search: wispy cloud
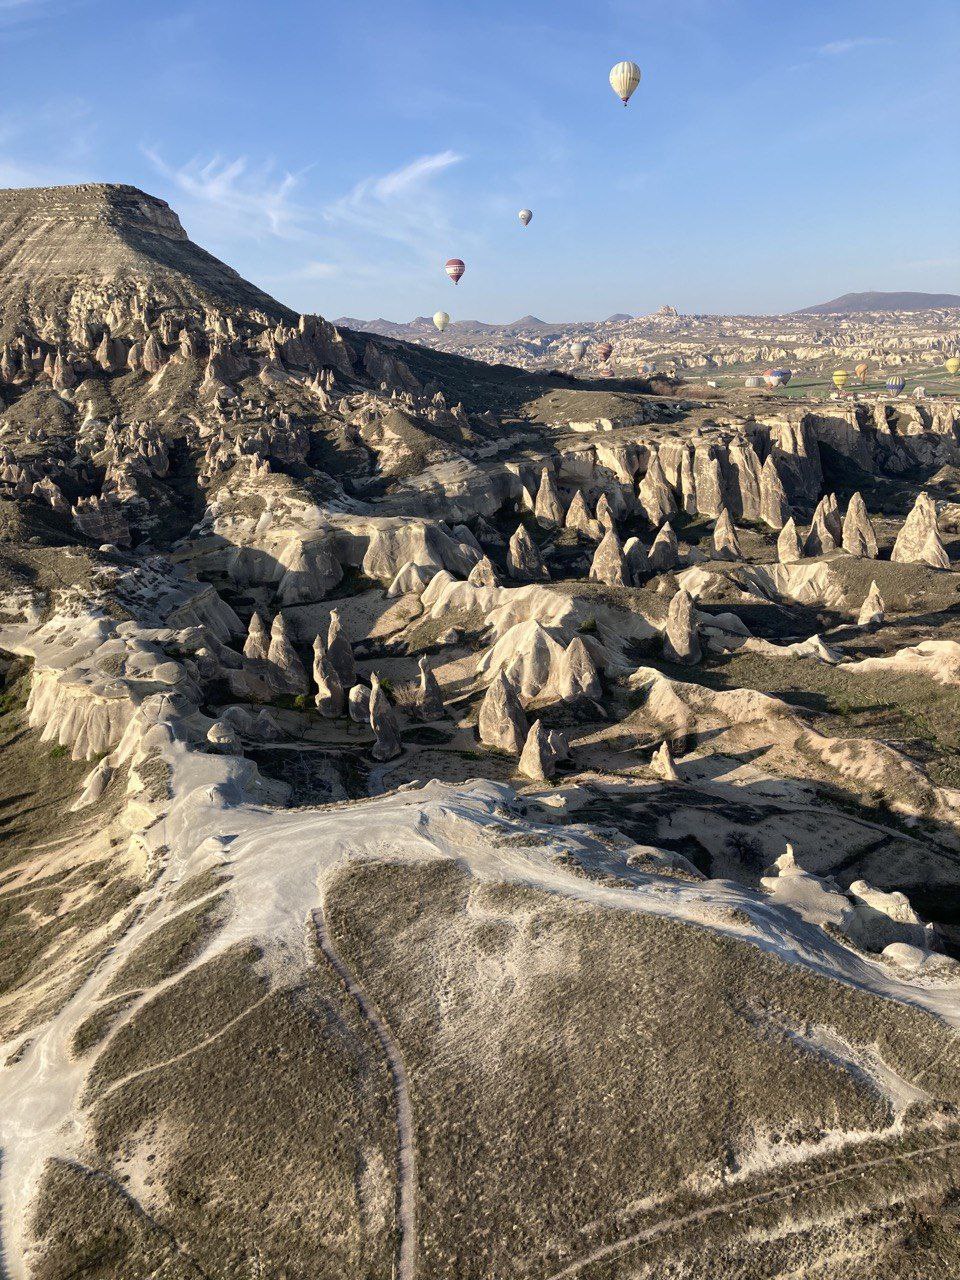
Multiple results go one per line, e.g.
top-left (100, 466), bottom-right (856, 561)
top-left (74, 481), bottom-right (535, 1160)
top-left (818, 36), bottom-right (892, 57)
top-left (141, 148), bottom-right (309, 239)
top-left (323, 150), bottom-right (464, 264)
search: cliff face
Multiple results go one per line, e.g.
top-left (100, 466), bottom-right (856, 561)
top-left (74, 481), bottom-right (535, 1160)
top-left (0, 183), bottom-right (291, 338)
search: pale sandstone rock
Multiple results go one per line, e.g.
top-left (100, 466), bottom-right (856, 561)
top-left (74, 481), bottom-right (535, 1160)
top-left (857, 581), bottom-right (886, 627)
top-left (648, 521), bottom-right (679, 573)
top-left (518, 719), bottom-right (565, 781)
top-left (267, 614), bottom-right (308, 694)
top-left (313, 636), bottom-right (345, 717)
top-left (557, 636), bottom-right (602, 700)
top-left (663, 587), bottom-right (701, 665)
top-left (478, 670), bottom-right (528, 753)
top-left (589, 527), bottom-right (630, 586)
top-left (369, 672), bottom-right (402, 761)
top-left (759, 455), bottom-right (790, 530)
top-left (777, 517), bottom-right (803, 563)
top-left (326, 609), bottom-right (356, 689)
top-left (243, 610), bottom-right (270, 661)
top-left (841, 491), bottom-right (878, 558)
top-left (712, 508), bottom-right (742, 560)
top-left (534, 468), bottom-right (565, 528)
top-left (507, 524), bottom-right (549, 581)
top-left (892, 492), bottom-right (950, 568)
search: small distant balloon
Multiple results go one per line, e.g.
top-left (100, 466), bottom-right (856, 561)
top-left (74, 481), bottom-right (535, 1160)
top-left (764, 368), bottom-right (791, 388)
top-left (433, 311), bottom-right (450, 333)
top-left (445, 258), bottom-right (465, 285)
top-left (609, 60), bottom-right (641, 106)
top-left (855, 361), bottom-right (869, 383)
top-left (886, 376), bottom-right (905, 395)
top-left (946, 356), bottom-right (960, 376)
top-left (596, 342), bottom-right (613, 362)
top-left (570, 341), bottom-right (587, 363)
top-left (832, 369), bottom-right (849, 390)
top-left (744, 375), bottom-right (764, 388)
top-left (518, 209), bottom-right (533, 227)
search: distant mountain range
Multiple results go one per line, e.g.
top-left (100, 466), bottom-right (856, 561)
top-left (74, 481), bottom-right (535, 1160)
top-left (797, 291), bottom-right (960, 315)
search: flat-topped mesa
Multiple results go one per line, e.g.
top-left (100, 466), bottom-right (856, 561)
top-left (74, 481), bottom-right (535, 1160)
top-left (0, 182), bottom-right (293, 339)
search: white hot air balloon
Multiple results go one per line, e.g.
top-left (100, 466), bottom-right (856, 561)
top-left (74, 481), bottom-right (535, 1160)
top-left (570, 341), bottom-right (587, 363)
top-left (609, 60), bottom-right (641, 106)
top-left (433, 311), bottom-right (450, 333)
top-left (518, 208), bottom-right (533, 227)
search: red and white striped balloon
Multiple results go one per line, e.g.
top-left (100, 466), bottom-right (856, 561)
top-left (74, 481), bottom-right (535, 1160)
top-left (445, 258), bottom-right (465, 285)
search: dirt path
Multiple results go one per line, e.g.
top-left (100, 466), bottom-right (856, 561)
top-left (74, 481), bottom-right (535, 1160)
top-left (542, 1134), bottom-right (960, 1279)
top-left (313, 910), bottom-right (417, 1280)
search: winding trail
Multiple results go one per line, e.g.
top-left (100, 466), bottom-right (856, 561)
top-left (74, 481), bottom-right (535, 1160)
top-left (313, 909), bottom-right (417, 1280)
top-left (541, 1133), bottom-right (960, 1279)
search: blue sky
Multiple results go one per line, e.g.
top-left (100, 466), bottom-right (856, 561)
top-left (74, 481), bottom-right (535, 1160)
top-left (1, 0), bottom-right (958, 320)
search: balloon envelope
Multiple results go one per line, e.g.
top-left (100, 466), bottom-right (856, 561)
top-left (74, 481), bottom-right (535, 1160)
top-left (745, 375), bottom-right (764, 388)
top-left (609, 60), bottom-right (641, 105)
top-left (597, 342), bottom-right (613, 361)
top-left (946, 357), bottom-right (960, 375)
top-left (832, 370), bottom-right (849, 389)
top-left (444, 258), bottom-right (465, 285)
top-left (518, 209), bottom-right (533, 227)
top-left (764, 368), bottom-right (791, 387)
top-left (855, 361), bottom-right (869, 382)
top-left (433, 311), bottom-right (450, 333)
top-left (886, 376), bottom-right (905, 395)
top-left (570, 342), bottom-right (586, 362)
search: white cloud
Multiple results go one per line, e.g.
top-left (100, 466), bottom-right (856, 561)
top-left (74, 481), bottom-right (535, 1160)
top-left (141, 148), bottom-right (308, 240)
top-left (818, 36), bottom-right (892, 57)
top-left (323, 150), bottom-right (464, 264)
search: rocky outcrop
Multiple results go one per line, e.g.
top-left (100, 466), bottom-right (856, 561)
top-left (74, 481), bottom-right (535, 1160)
top-left (777, 517), bottom-right (802, 563)
top-left (891, 492), bottom-right (950, 569)
top-left (557, 636), bottom-right (602, 701)
top-left (267, 614), bottom-right (308, 694)
top-left (312, 636), bottom-right (345, 717)
top-left (759, 455), bottom-right (790, 530)
top-left (507, 525), bottom-right (549, 581)
top-left (663, 588), bottom-right (701, 665)
top-left (564, 489), bottom-right (601, 540)
top-left (477, 670), bottom-right (528, 753)
top-left (639, 452), bottom-right (677, 527)
top-left (534, 468), bottom-right (565, 528)
top-left (326, 609), bottom-right (356, 689)
top-left (589, 527), bottom-right (629, 586)
top-left (243, 611), bottom-right (271, 661)
top-left (841, 492), bottom-right (878, 558)
top-left (518, 719), bottom-right (567, 781)
top-left (648, 522), bottom-right (679, 573)
top-left (712, 508), bottom-right (742, 561)
top-left (858, 581), bottom-right (885, 627)
top-left (369, 673), bottom-right (402, 761)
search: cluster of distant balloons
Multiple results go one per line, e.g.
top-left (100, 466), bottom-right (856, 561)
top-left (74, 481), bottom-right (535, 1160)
top-left (744, 359), bottom-right (960, 398)
top-left (429, 59), bottom-right (960, 390)
top-left (432, 60), bottom-right (643, 361)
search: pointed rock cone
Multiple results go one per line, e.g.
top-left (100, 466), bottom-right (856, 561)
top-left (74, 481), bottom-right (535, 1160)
top-left (326, 609), bottom-right (356, 689)
top-left (777, 517), bottom-right (803, 563)
top-left (507, 524), bottom-right (549, 581)
top-left (638, 451), bottom-right (677, 527)
top-left (589, 526), bottom-right (629, 586)
top-left (243, 610), bottom-right (271, 660)
top-left (267, 614), bottom-right (309, 694)
top-left (841, 492), bottom-right (879, 558)
top-left (565, 489), bottom-right (601, 540)
top-left (416, 656), bottom-right (445, 719)
top-left (823, 493), bottom-right (843, 544)
top-left (518, 719), bottom-right (566, 781)
top-left (348, 682), bottom-right (372, 724)
top-left (467, 555), bottom-right (500, 587)
top-left (664, 587), bottom-right (701, 665)
top-left (712, 507), bottom-right (742, 560)
top-left (313, 636), bottom-right (345, 717)
top-left (594, 493), bottom-right (615, 531)
top-left (648, 521), bottom-right (679, 573)
top-left (759, 455), bottom-right (790, 530)
top-left (680, 448), bottom-right (698, 515)
top-left (557, 636), bottom-right (602, 700)
top-left (804, 497), bottom-right (839, 557)
top-left (624, 536), bottom-right (649, 581)
top-left (650, 740), bottom-right (680, 782)
top-left (534, 468), bottom-right (565, 528)
top-left (857, 581), bottom-right (886, 627)
top-left (369, 673), bottom-right (402, 762)
top-left (892, 493), bottom-right (950, 568)
top-left (478, 670), bottom-right (528, 754)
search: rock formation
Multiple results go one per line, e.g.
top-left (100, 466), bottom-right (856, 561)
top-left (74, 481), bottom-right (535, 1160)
top-left (369, 673), bottom-right (402, 761)
top-left (891, 492), bottom-right (950, 568)
top-left (477, 670), bottom-right (528, 753)
top-left (663, 587), bottom-right (701, 665)
top-left (841, 492), bottom-right (879, 558)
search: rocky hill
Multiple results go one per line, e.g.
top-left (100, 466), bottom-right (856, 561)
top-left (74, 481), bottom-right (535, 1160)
top-left (798, 290), bottom-right (960, 314)
top-left (1, 183), bottom-right (960, 1280)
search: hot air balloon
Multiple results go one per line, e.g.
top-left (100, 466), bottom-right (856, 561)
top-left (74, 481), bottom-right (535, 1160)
top-left (745, 375), bottom-right (764, 389)
top-left (832, 370), bottom-right (849, 391)
top-left (596, 342), bottom-right (613, 362)
top-left (946, 357), bottom-right (960, 376)
top-left (433, 311), bottom-right (450, 333)
top-left (518, 209), bottom-right (533, 227)
top-left (570, 341), bottom-right (587, 363)
top-left (609, 60), bottom-right (641, 106)
top-left (445, 258), bottom-right (465, 285)
top-left (764, 368), bottom-right (791, 388)
top-left (886, 376), bottom-right (905, 395)
top-left (599, 367), bottom-right (614, 379)
top-left (855, 361), bottom-right (869, 383)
